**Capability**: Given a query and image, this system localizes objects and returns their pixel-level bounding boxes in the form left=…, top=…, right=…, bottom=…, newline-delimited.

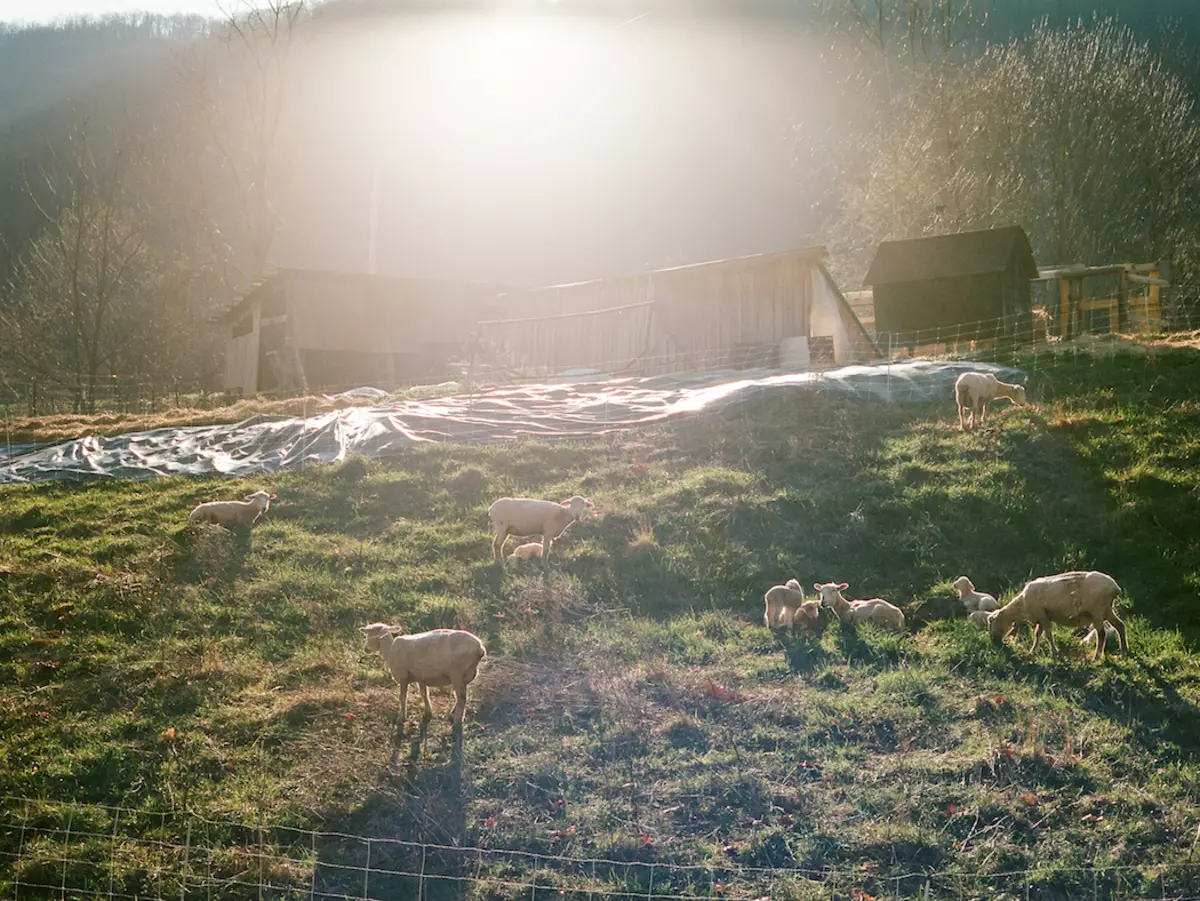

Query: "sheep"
left=763, top=579, right=824, bottom=633
left=988, top=570, right=1128, bottom=661
left=814, top=582, right=906, bottom=631
left=952, top=576, right=999, bottom=614
left=487, top=495, right=593, bottom=566
left=967, top=610, right=992, bottom=630
left=188, top=490, right=276, bottom=527
left=359, top=622, right=487, bottom=728
left=954, top=371, right=1027, bottom=431
left=507, top=541, right=545, bottom=561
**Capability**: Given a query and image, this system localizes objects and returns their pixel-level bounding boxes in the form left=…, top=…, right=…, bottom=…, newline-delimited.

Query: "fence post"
left=181, top=819, right=191, bottom=901
left=363, top=838, right=371, bottom=901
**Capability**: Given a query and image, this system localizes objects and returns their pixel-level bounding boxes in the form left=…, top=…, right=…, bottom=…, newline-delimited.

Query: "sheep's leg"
left=1030, top=623, right=1044, bottom=654
left=449, top=683, right=468, bottom=724
left=397, top=679, right=409, bottom=731
left=957, top=403, right=967, bottom=431
left=978, top=401, right=988, bottom=425
left=1043, top=621, right=1059, bottom=658
left=541, top=534, right=553, bottom=568
left=420, top=683, right=433, bottom=719
left=1107, top=610, right=1129, bottom=652
left=492, top=527, right=509, bottom=566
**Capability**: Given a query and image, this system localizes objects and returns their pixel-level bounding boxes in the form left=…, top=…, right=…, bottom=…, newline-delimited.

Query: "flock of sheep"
left=181, top=369, right=1127, bottom=734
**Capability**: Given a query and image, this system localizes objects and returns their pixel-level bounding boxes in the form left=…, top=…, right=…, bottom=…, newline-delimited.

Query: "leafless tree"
left=0, top=115, right=197, bottom=412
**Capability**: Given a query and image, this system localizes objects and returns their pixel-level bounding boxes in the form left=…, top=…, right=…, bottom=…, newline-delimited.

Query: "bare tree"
left=0, top=115, right=193, bottom=412
left=825, top=16, right=1200, bottom=289
left=172, top=0, right=307, bottom=291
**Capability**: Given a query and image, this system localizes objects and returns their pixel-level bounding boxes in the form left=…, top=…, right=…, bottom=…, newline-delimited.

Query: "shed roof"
left=500, top=245, right=829, bottom=298
left=216, top=268, right=513, bottom=323
left=863, top=226, right=1037, bottom=287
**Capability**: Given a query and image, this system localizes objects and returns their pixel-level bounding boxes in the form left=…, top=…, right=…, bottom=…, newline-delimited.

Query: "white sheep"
left=967, top=610, right=993, bottom=630
left=952, top=576, right=999, bottom=613
left=954, top=371, right=1027, bottom=431
left=359, top=622, right=487, bottom=728
left=188, top=490, right=277, bottom=527
left=507, top=541, right=545, bottom=561
left=487, top=495, right=593, bottom=566
left=814, top=582, right=906, bottom=631
left=763, top=579, right=823, bottom=632
left=988, top=570, right=1128, bottom=661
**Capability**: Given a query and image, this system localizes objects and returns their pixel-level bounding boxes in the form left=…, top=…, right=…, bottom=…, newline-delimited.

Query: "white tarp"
left=0, top=360, right=1025, bottom=484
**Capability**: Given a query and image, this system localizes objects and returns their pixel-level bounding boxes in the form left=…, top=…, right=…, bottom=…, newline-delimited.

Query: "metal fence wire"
left=1, top=797, right=1198, bottom=901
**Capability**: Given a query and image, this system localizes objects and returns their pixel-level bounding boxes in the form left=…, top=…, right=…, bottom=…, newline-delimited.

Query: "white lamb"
left=487, top=495, right=593, bottom=566
left=763, top=579, right=823, bottom=632
left=967, top=610, right=992, bottom=630
left=359, top=623, right=487, bottom=728
left=814, top=582, right=906, bottom=631
left=952, top=576, right=999, bottom=614
left=954, top=371, right=1027, bottom=431
left=987, top=570, right=1128, bottom=661
left=188, top=490, right=277, bottom=527
left=507, top=541, right=545, bottom=561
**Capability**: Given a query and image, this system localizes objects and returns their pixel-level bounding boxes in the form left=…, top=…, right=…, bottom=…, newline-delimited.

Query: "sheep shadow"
left=988, top=638, right=1200, bottom=761
left=771, top=624, right=832, bottom=674
left=170, top=522, right=252, bottom=584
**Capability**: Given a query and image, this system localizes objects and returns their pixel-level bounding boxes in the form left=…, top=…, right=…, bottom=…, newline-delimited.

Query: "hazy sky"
left=1, top=0, right=224, bottom=24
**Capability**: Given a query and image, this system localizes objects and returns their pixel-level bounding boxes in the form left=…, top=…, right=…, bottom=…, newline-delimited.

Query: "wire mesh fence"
left=2, top=796, right=1199, bottom=901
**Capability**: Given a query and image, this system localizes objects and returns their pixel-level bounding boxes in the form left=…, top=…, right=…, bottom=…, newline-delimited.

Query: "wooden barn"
left=481, top=246, right=877, bottom=376
left=220, top=269, right=510, bottom=394
left=863, top=226, right=1039, bottom=347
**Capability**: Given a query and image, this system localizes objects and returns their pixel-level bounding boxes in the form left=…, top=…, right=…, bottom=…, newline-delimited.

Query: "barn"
left=863, top=226, right=1039, bottom=348
left=481, top=246, right=877, bottom=377
left=220, top=269, right=510, bottom=394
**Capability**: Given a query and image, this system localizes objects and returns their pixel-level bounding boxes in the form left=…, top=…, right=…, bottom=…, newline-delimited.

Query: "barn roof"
left=863, top=226, right=1037, bottom=287
left=215, top=268, right=513, bottom=323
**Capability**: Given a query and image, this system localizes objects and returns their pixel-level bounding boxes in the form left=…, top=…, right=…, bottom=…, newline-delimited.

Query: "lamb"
left=188, top=490, right=277, bottom=527
left=954, top=371, right=1027, bottom=431
left=487, top=495, right=593, bottom=566
left=814, top=582, right=906, bottom=631
left=507, top=541, right=545, bottom=561
left=952, top=576, right=999, bottom=614
left=359, top=622, right=487, bottom=728
left=988, top=570, right=1128, bottom=661
left=763, top=579, right=823, bottom=632
left=967, top=610, right=993, bottom=630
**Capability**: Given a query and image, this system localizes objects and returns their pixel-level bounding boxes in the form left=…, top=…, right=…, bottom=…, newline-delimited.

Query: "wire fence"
left=1, top=293, right=1197, bottom=430
left=1, top=796, right=1198, bottom=901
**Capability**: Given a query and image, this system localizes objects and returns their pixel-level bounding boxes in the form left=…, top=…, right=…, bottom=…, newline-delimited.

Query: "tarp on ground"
left=0, top=359, right=1026, bottom=484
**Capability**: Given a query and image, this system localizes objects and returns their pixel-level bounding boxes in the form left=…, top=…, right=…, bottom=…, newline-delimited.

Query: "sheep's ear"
left=560, top=501, right=570, bottom=507
left=837, top=582, right=849, bottom=591
left=584, top=500, right=594, bottom=507
left=813, top=583, right=822, bottom=591
left=358, top=626, right=371, bottom=633
left=269, top=494, right=278, bottom=500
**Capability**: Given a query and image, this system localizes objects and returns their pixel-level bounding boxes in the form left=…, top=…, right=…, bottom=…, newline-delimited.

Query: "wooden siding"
left=487, top=252, right=837, bottom=375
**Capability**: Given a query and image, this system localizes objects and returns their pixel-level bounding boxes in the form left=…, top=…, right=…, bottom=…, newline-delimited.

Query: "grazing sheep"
left=814, top=582, right=906, bottom=631
left=487, top=495, right=593, bottom=566
left=507, top=541, right=545, bottom=561
left=764, top=579, right=824, bottom=633
left=954, top=371, right=1027, bottom=431
left=952, top=576, right=1000, bottom=613
left=359, top=623, right=487, bottom=727
left=188, top=490, right=276, bottom=528
left=967, top=610, right=993, bottom=630
left=988, top=570, right=1127, bottom=660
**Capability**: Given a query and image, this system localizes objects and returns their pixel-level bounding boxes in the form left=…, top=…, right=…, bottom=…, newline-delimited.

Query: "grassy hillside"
left=3, top=346, right=1200, bottom=899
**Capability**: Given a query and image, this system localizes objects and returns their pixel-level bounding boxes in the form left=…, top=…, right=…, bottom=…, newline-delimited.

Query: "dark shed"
left=864, top=226, right=1038, bottom=345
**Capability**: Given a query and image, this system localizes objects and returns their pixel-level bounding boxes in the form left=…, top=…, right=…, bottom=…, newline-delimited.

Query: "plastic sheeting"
left=0, top=359, right=1025, bottom=485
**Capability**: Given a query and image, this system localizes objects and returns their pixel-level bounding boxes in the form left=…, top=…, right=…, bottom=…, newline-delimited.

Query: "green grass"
left=4, top=346, right=1200, bottom=899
